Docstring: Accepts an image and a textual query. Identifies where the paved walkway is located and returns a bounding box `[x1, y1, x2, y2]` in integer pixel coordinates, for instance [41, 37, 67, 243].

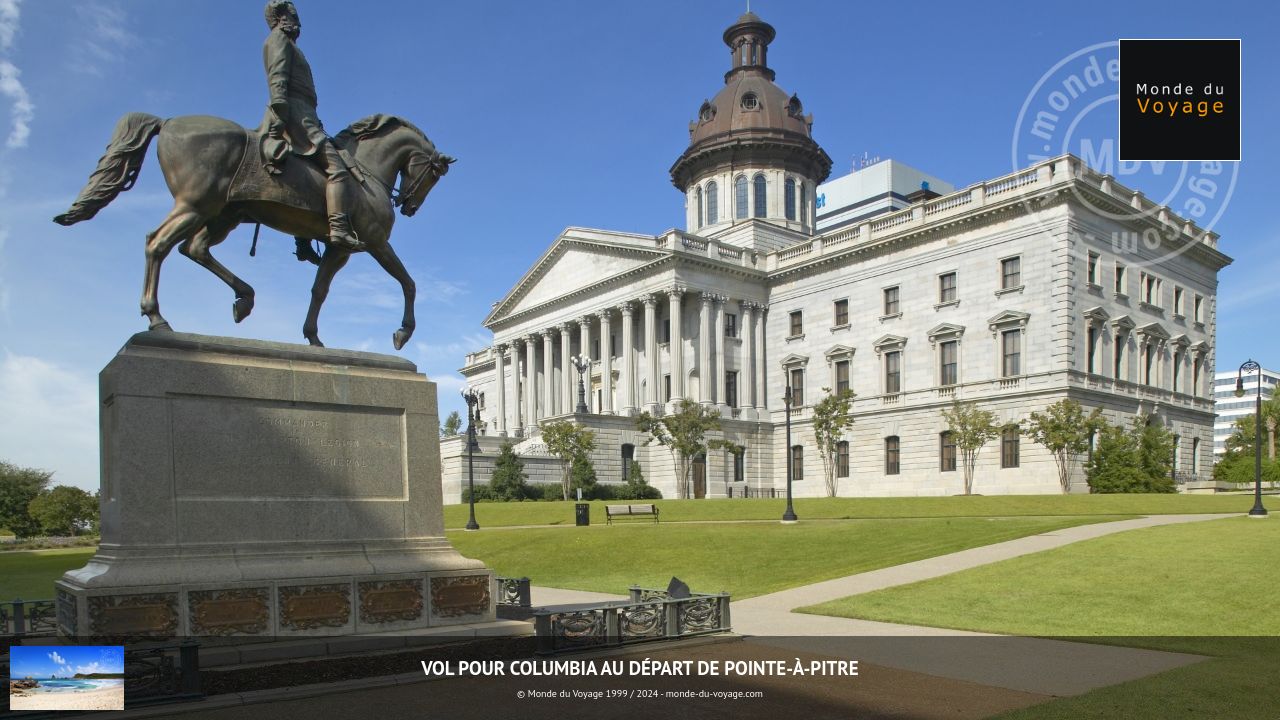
[535, 512, 1235, 697]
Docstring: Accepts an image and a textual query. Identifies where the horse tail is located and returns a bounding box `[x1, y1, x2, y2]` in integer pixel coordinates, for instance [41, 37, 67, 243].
[53, 112, 165, 226]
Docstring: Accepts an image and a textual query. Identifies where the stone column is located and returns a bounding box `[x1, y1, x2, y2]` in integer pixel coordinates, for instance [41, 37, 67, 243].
[698, 292, 713, 405]
[668, 287, 685, 404]
[741, 303, 756, 418]
[560, 323, 572, 414]
[714, 296, 728, 412]
[524, 334, 538, 429]
[621, 301, 637, 416]
[494, 343, 508, 436]
[542, 331, 555, 418]
[754, 306, 767, 411]
[643, 294, 659, 412]
[578, 316, 593, 413]
[599, 310, 614, 414]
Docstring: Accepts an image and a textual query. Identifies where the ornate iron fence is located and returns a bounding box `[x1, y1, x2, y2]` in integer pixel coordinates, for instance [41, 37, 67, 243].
[726, 486, 780, 498]
[123, 641, 203, 706]
[533, 587, 730, 655]
[495, 576, 532, 619]
[1, 598, 58, 638]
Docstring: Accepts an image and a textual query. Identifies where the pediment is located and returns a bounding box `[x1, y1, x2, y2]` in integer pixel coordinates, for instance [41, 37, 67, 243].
[987, 310, 1030, 328]
[873, 334, 907, 351]
[824, 344, 855, 359]
[927, 322, 966, 339]
[779, 353, 810, 367]
[1082, 306, 1110, 323]
[1137, 322, 1171, 341]
[1110, 314, 1135, 331]
[1170, 333, 1190, 348]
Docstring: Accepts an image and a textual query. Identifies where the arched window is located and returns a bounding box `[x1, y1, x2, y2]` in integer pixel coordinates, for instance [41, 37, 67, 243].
[621, 443, 635, 482]
[734, 175, 748, 219]
[706, 181, 718, 224]
[837, 441, 849, 478]
[885, 436, 900, 475]
[784, 177, 796, 220]
[753, 173, 767, 218]
[695, 186, 703, 229]
[800, 184, 808, 223]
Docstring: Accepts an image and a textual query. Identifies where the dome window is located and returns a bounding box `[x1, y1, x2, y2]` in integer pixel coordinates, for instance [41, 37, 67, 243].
[784, 177, 796, 220]
[706, 181, 719, 224]
[699, 100, 716, 123]
[787, 94, 804, 117]
[734, 175, 748, 220]
[753, 173, 767, 218]
[740, 93, 759, 111]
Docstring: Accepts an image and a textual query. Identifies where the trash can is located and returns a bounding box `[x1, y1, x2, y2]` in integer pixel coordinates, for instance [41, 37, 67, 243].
[575, 503, 590, 526]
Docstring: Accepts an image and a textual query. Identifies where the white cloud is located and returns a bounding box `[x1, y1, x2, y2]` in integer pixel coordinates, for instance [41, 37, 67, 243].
[0, 351, 99, 490]
[0, 229, 10, 317]
[0, 58, 30, 148]
[69, 2, 134, 76]
[74, 661, 109, 675]
[0, 0, 19, 52]
[48, 651, 65, 665]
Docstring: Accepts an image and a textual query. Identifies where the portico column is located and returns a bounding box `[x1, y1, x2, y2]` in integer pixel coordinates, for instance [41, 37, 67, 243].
[542, 331, 555, 418]
[494, 343, 508, 436]
[643, 294, 659, 412]
[599, 310, 614, 413]
[698, 292, 713, 405]
[754, 306, 768, 411]
[524, 334, 538, 429]
[578, 317, 593, 412]
[714, 296, 729, 412]
[741, 303, 756, 415]
[668, 287, 685, 403]
[560, 323, 573, 414]
[621, 301, 637, 415]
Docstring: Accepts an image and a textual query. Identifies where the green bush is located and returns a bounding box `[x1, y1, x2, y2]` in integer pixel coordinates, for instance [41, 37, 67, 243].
[489, 442, 529, 501]
[1086, 416, 1176, 493]
[461, 484, 499, 503]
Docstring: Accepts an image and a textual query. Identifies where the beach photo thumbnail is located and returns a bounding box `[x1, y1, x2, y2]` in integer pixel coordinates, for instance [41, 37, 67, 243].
[9, 645, 125, 711]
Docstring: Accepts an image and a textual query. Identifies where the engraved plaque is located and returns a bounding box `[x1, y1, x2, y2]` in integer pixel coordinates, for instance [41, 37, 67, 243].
[359, 580, 423, 624]
[88, 594, 178, 636]
[430, 576, 490, 618]
[169, 396, 406, 500]
[279, 584, 350, 630]
[189, 588, 269, 635]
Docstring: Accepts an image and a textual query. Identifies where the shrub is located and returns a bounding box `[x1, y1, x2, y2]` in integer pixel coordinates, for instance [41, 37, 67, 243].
[489, 442, 528, 501]
[1086, 416, 1176, 493]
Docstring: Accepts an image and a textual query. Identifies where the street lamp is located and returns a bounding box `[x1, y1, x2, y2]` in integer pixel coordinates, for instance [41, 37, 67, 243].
[460, 387, 481, 530]
[781, 384, 798, 523]
[1235, 360, 1268, 518]
[571, 354, 590, 414]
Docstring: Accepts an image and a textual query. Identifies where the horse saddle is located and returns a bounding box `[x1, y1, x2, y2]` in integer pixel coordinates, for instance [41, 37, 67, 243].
[226, 128, 328, 213]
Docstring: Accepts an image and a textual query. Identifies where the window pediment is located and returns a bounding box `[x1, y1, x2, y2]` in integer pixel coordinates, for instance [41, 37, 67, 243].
[1109, 314, 1135, 332]
[1137, 322, 1171, 342]
[1170, 334, 1190, 349]
[988, 310, 1029, 337]
[779, 353, 809, 368]
[824, 345, 855, 360]
[1082, 306, 1110, 326]
[873, 334, 907, 353]
[927, 323, 966, 345]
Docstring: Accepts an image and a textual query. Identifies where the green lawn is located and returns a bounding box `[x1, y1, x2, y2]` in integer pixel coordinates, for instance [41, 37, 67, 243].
[0, 547, 96, 600]
[446, 515, 1117, 599]
[442, 494, 1272, 529]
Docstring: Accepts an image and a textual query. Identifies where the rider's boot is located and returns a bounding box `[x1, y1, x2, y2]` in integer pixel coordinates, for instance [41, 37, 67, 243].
[323, 147, 363, 252]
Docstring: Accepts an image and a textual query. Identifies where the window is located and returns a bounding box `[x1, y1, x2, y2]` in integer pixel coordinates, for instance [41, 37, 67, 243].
[1193, 294, 1203, 323]
[884, 286, 900, 315]
[753, 174, 767, 218]
[592, 338, 600, 361]
[939, 272, 957, 303]
[800, 184, 808, 224]
[725, 313, 737, 338]
[479, 392, 486, 410]
[664, 374, 671, 402]
[784, 177, 796, 220]
[1193, 355, 1203, 394]
[940, 340, 958, 386]
[1114, 335, 1125, 379]
[1115, 262, 1127, 295]
[1002, 330, 1022, 377]
[1001, 257, 1021, 289]
[789, 368, 804, 406]
[733, 449, 744, 483]
[940, 431, 957, 472]
[621, 443, 635, 482]
[790, 445, 804, 481]
[885, 350, 902, 394]
[695, 186, 703, 229]
[834, 298, 849, 326]
[741, 92, 758, 110]
[835, 360, 850, 394]
[725, 371, 738, 408]
[837, 441, 850, 478]
[1143, 343, 1154, 385]
[1142, 273, 1159, 305]
[1192, 438, 1200, 473]
[885, 436, 900, 475]
[1087, 325, 1098, 374]
[789, 310, 803, 337]
[1001, 427, 1020, 468]
[1172, 350, 1183, 391]
[735, 175, 748, 219]
[1173, 287, 1184, 316]
[706, 181, 718, 224]
[1087, 252, 1099, 285]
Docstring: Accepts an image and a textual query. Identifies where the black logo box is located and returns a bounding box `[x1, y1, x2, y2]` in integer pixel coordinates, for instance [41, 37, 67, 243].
[1119, 39, 1240, 162]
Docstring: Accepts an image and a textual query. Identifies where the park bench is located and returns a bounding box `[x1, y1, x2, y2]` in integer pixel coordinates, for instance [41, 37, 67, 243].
[605, 504, 660, 525]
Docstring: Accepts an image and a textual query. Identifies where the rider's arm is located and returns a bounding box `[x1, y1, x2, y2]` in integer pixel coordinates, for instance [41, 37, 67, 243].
[263, 30, 292, 122]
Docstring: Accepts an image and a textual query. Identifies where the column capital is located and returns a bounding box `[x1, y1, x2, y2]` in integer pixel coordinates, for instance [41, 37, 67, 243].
[494, 342, 509, 353]
[528, 330, 543, 340]
[701, 291, 716, 304]
[667, 285, 687, 300]
[641, 294, 659, 307]
[558, 322, 573, 333]
[713, 294, 728, 305]
[578, 316, 593, 326]
[619, 301, 635, 316]
[596, 309, 612, 321]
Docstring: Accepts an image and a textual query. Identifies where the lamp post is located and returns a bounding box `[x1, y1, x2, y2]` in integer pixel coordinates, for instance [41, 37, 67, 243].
[782, 384, 797, 523]
[571, 354, 590, 414]
[461, 387, 481, 530]
[1235, 360, 1268, 518]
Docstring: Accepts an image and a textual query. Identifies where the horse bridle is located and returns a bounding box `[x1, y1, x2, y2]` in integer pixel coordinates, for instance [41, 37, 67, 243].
[393, 152, 446, 213]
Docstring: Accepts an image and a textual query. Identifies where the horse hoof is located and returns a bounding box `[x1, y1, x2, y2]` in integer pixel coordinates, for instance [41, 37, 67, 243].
[150, 321, 173, 332]
[306, 336, 324, 348]
[393, 329, 411, 351]
[232, 297, 254, 324]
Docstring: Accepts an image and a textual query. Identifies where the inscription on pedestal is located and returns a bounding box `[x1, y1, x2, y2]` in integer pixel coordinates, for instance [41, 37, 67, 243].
[279, 584, 351, 630]
[88, 593, 179, 636]
[359, 580, 424, 624]
[56, 588, 77, 636]
[430, 575, 490, 619]
[189, 588, 269, 635]
[169, 395, 406, 500]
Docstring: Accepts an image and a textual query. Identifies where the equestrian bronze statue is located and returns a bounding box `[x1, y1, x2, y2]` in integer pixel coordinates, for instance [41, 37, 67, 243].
[52, 1, 452, 350]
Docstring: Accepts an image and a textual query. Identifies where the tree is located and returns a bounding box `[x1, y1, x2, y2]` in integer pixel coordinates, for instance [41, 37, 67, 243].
[636, 399, 732, 499]
[1086, 415, 1177, 493]
[940, 400, 1000, 495]
[489, 441, 528, 501]
[1024, 399, 1105, 494]
[812, 387, 856, 497]
[570, 456, 598, 497]
[0, 461, 53, 538]
[28, 485, 98, 536]
[440, 410, 464, 437]
[616, 459, 662, 500]
[540, 420, 596, 501]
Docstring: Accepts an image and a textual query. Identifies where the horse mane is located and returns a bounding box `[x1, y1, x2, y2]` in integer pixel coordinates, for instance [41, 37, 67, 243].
[336, 114, 429, 145]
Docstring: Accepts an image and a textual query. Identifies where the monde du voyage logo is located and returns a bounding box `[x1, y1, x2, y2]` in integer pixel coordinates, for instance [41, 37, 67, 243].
[1120, 39, 1241, 162]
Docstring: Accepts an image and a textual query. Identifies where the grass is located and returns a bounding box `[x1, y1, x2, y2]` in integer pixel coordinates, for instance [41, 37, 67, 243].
[0, 547, 96, 600]
[442, 493, 1274, 529]
[446, 515, 1117, 599]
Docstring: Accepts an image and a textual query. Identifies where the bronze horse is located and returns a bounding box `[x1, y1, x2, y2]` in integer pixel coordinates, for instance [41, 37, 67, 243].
[54, 112, 453, 349]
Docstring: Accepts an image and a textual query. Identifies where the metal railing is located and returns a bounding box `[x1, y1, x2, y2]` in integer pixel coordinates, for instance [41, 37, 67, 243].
[533, 587, 730, 655]
[726, 486, 781, 499]
[1, 598, 58, 638]
[123, 642, 203, 706]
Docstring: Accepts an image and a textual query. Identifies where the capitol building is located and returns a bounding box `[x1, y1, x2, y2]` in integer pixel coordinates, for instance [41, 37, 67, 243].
[440, 12, 1229, 502]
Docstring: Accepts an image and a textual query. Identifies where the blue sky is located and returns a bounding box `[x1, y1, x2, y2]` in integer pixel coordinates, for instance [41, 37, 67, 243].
[0, 0, 1276, 490]
[10, 645, 123, 678]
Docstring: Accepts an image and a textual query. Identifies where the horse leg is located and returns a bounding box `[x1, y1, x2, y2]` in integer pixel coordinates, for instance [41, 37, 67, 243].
[365, 243, 416, 350]
[179, 214, 256, 323]
[140, 204, 203, 331]
[302, 247, 351, 347]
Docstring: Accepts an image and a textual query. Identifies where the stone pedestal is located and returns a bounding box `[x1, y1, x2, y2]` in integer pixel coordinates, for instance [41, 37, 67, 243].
[57, 331, 495, 638]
